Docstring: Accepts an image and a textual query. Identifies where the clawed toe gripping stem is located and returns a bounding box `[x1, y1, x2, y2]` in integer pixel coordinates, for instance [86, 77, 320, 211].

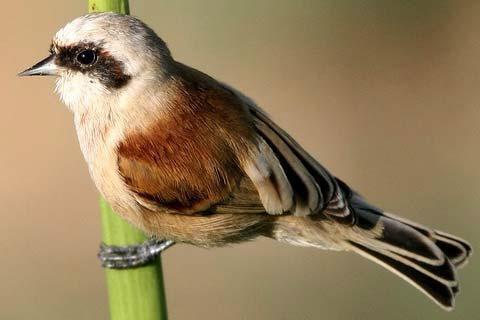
[98, 239, 175, 269]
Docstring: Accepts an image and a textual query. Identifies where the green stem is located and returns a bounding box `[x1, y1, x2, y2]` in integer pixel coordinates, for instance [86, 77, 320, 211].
[100, 200, 168, 320]
[89, 1, 168, 319]
[89, 0, 129, 14]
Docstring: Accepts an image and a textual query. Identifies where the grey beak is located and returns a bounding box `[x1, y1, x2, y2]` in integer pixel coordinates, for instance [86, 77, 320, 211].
[18, 54, 58, 77]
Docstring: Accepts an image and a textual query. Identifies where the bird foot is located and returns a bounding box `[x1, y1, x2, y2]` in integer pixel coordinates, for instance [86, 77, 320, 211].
[98, 238, 175, 269]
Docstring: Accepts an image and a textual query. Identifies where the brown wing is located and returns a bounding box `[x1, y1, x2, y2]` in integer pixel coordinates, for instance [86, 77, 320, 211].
[117, 64, 257, 214]
[219, 85, 355, 224]
[118, 62, 355, 224]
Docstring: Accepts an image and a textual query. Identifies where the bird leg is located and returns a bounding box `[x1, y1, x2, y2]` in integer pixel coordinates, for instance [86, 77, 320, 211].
[98, 238, 175, 269]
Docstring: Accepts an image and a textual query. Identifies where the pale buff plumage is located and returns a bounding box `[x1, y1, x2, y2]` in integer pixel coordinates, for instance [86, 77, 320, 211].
[20, 13, 472, 310]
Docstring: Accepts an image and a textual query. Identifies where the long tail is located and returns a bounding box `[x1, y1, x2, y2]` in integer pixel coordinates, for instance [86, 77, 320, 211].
[272, 191, 472, 310]
[346, 193, 472, 310]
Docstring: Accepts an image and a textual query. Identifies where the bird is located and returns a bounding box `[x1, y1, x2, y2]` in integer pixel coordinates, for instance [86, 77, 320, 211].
[19, 12, 471, 310]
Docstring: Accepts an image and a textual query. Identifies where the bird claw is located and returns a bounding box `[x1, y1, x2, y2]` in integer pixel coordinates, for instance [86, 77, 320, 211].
[98, 238, 175, 269]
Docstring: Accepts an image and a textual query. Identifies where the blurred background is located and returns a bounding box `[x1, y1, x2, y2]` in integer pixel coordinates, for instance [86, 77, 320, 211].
[2, 1, 479, 319]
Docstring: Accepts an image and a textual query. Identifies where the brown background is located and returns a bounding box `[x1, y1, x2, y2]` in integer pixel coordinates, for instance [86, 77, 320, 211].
[2, 1, 479, 319]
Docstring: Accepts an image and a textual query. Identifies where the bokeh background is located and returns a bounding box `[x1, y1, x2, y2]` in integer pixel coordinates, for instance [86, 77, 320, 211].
[2, 1, 479, 319]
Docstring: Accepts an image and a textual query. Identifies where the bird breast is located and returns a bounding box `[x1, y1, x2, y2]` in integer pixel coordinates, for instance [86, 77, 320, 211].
[73, 107, 144, 226]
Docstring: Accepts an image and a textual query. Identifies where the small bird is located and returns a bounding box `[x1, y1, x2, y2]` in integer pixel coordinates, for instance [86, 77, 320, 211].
[19, 13, 471, 310]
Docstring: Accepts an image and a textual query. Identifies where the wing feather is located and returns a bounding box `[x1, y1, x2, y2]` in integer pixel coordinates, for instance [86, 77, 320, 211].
[117, 63, 355, 224]
[231, 89, 355, 223]
[255, 118, 321, 215]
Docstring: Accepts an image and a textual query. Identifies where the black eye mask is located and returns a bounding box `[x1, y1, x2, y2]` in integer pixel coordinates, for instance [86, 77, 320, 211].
[55, 42, 131, 89]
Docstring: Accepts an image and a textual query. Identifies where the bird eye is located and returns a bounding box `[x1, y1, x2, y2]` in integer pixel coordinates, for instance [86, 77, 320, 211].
[76, 49, 97, 65]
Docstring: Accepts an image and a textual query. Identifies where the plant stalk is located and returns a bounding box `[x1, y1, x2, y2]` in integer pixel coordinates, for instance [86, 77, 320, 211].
[89, 1, 169, 319]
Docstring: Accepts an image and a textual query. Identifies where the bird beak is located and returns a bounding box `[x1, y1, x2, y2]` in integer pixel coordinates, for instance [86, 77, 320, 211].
[18, 54, 58, 77]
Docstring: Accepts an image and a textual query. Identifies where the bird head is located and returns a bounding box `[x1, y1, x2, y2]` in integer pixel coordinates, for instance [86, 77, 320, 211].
[19, 13, 172, 113]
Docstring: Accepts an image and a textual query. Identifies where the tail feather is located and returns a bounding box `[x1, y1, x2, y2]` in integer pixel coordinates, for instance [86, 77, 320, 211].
[434, 231, 472, 268]
[346, 195, 471, 310]
[380, 211, 472, 268]
[355, 210, 445, 265]
[348, 241, 456, 310]
[272, 186, 471, 310]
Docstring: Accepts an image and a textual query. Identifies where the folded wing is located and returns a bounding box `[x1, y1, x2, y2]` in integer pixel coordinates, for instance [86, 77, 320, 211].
[117, 63, 355, 224]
